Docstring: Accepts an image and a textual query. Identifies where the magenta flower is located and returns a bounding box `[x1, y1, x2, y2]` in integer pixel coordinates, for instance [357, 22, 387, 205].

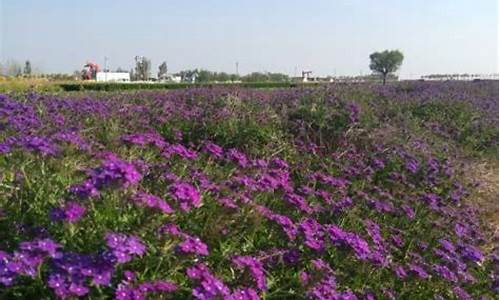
[105, 232, 146, 263]
[161, 223, 209, 256]
[62, 201, 86, 223]
[187, 263, 231, 299]
[203, 141, 224, 159]
[232, 256, 267, 290]
[170, 182, 202, 211]
[132, 191, 174, 214]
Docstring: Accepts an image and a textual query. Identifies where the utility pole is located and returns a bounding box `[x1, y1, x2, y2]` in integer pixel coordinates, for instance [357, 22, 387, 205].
[104, 56, 109, 81]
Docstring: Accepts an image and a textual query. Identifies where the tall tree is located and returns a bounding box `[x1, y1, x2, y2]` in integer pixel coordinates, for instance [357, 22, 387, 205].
[196, 70, 213, 83]
[24, 60, 32, 75]
[158, 61, 168, 79]
[369, 50, 404, 85]
[129, 68, 136, 81]
[134, 56, 151, 81]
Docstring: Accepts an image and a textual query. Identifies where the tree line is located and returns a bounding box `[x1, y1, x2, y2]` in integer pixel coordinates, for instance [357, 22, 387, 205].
[129, 57, 290, 83]
[2, 49, 406, 84]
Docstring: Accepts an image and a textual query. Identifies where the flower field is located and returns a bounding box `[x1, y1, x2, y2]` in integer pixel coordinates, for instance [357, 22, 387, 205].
[0, 81, 498, 299]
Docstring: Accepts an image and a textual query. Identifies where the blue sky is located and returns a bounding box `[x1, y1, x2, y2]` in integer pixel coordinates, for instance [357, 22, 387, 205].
[0, 0, 497, 77]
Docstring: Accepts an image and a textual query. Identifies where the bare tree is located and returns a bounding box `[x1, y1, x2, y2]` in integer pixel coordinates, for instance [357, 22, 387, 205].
[134, 56, 151, 81]
[158, 61, 167, 79]
[130, 68, 136, 81]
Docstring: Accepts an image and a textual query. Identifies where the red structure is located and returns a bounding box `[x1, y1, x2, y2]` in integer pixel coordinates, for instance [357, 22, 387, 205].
[81, 62, 100, 80]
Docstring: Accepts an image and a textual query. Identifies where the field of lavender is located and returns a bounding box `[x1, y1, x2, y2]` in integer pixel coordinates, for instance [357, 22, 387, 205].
[0, 81, 498, 299]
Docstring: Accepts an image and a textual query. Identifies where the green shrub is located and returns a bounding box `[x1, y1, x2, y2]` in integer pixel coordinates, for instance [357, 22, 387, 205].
[410, 101, 498, 154]
[58, 82, 326, 92]
[287, 99, 355, 151]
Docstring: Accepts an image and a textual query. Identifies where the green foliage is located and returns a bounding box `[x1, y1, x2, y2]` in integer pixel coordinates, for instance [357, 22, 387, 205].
[369, 50, 404, 84]
[159, 101, 288, 156]
[241, 72, 290, 83]
[58, 81, 322, 91]
[287, 99, 354, 151]
[409, 101, 499, 155]
[174, 69, 290, 83]
[0, 82, 497, 299]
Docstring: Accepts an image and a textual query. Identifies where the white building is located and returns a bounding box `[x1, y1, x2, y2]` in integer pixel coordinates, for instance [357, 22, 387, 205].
[96, 72, 130, 82]
[158, 74, 182, 83]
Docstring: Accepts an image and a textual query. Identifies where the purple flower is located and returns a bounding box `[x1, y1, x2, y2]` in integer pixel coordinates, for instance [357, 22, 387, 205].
[422, 193, 441, 210]
[459, 243, 484, 263]
[87, 155, 142, 190]
[307, 275, 338, 300]
[344, 233, 371, 260]
[170, 182, 202, 211]
[401, 204, 415, 219]
[453, 286, 472, 300]
[148, 280, 177, 292]
[163, 144, 198, 160]
[228, 288, 260, 300]
[161, 224, 209, 256]
[203, 141, 224, 159]
[216, 197, 239, 209]
[271, 214, 298, 241]
[21, 135, 58, 156]
[69, 180, 99, 199]
[284, 193, 313, 214]
[69, 283, 90, 296]
[438, 239, 456, 253]
[326, 224, 371, 260]
[283, 249, 300, 265]
[121, 132, 167, 148]
[454, 223, 468, 237]
[48, 250, 116, 298]
[408, 264, 430, 279]
[105, 232, 146, 263]
[270, 158, 289, 169]
[405, 159, 419, 174]
[62, 201, 86, 223]
[364, 220, 383, 246]
[299, 218, 325, 251]
[131, 279, 178, 297]
[0, 239, 62, 286]
[132, 191, 174, 214]
[232, 256, 267, 290]
[299, 271, 310, 285]
[227, 148, 248, 167]
[187, 263, 231, 299]
[52, 131, 90, 151]
[178, 236, 209, 256]
[433, 264, 458, 282]
[372, 158, 385, 169]
[394, 265, 408, 279]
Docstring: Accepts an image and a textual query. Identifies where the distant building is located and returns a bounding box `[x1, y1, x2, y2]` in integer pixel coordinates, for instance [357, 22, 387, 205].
[182, 72, 198, 84]
[96, 72, 130, 82]
[158, 73, 182, 83]
[302, 70, 313, 82]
